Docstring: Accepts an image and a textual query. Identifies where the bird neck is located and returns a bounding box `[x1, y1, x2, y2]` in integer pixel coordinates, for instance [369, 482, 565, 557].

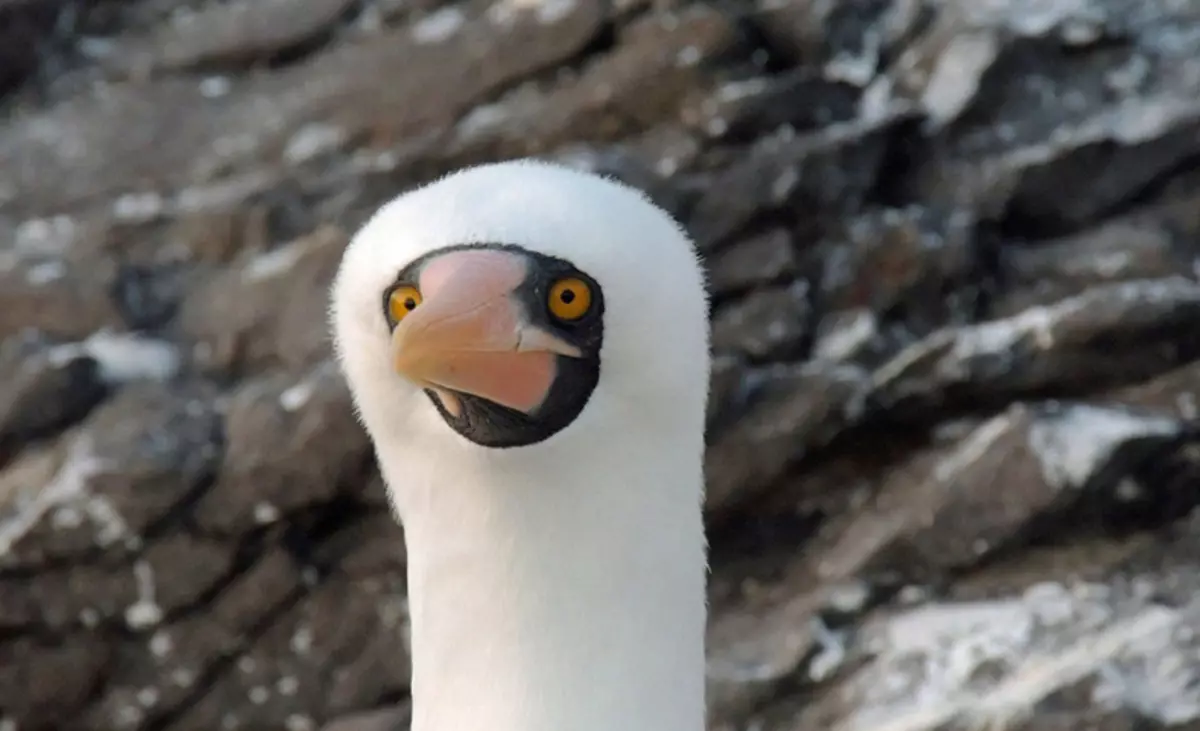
[380, 429, 707, 731]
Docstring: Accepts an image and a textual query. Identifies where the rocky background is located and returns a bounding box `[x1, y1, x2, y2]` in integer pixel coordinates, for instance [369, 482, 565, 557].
[2, 0, 1200, 729]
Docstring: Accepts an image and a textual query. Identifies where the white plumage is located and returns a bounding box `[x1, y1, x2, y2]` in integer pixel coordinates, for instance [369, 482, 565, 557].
[330, 160, 710, 731]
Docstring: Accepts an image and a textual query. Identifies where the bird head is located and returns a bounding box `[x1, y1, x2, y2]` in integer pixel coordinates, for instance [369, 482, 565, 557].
[330, 160, 710, 452]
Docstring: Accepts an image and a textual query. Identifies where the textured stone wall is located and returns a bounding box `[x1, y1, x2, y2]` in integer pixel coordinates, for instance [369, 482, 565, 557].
[2, 0, 1200, 729]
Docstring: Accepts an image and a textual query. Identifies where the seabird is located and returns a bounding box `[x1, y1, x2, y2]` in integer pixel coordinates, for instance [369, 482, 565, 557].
[330, 160, 710, 731]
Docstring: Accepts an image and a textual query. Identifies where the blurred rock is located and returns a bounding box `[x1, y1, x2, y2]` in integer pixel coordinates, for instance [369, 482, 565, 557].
[191, 362, 371, 534]
[705, 227, 798, 297]
[104, 0, 358, 77]
[3, 0, 1200, 729]
[0, 0, 67, 96]
[178, 225, 347, 376]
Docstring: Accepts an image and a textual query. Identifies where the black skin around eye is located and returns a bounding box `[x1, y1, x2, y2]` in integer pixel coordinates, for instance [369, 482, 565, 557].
[382, 242, 604, 448]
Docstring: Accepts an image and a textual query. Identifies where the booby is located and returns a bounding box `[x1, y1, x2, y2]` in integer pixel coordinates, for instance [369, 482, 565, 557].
[330, 160, 710, 731]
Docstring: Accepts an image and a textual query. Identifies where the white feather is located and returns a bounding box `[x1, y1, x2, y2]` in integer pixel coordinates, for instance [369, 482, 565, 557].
[330, 159, 710, 731]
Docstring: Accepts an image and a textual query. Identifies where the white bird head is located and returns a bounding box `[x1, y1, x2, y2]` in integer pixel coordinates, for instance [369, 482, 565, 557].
[330, 159, 710, 456]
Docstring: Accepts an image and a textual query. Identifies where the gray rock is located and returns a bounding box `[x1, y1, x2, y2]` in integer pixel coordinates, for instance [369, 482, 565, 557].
[104, 0, 358, 77]
[706, 227, 798, 297]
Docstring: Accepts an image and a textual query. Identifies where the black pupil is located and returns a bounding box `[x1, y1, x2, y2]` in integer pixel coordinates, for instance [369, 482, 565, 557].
[404, 297, 416, 310]
[559, 289, 576, 304]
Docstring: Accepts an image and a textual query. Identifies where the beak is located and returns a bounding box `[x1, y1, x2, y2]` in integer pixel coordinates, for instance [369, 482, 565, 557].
[391, 249, 582, 415]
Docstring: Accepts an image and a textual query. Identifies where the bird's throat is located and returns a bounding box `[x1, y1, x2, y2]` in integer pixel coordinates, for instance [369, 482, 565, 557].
[382, 435, 707, 731]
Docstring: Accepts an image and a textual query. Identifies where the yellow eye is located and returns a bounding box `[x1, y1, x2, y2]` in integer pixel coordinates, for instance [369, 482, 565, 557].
[547, 277, 592, 321]
[387, 285, 423, 323]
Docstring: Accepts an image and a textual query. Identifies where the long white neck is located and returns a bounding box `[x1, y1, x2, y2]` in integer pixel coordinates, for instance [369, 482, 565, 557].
[374, 420, 707, 731]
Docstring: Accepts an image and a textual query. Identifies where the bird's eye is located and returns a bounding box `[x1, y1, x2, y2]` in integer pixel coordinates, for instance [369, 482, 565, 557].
[547, 277, 592, 321]
[387, 285, 423, 324]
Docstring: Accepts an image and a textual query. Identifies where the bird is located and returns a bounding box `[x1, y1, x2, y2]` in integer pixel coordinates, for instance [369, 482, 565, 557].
[329, 159, 710, 731]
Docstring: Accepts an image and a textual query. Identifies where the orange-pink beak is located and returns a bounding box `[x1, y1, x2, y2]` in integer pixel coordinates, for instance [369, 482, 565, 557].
[391, 249, 581, 415]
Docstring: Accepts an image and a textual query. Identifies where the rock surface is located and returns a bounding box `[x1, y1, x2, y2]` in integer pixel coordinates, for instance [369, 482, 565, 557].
[3, 0, 1200, 729]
